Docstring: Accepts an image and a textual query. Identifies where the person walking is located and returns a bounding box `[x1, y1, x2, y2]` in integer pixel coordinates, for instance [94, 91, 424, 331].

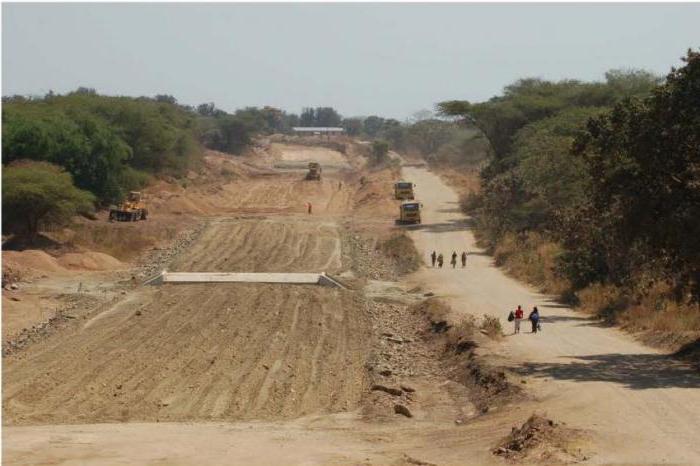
[529, 306, 540, 333]
[431, 251, 437, 268]
[437, 253, 444, 268]
[461, 251, 467, 268]
[514, 305, 524, 334]
[307, 202, 313, 214]
[451, 251, 457, 268]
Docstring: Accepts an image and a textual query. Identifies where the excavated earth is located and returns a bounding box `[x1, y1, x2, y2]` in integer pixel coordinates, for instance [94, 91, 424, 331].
[3, 143, 380, 426]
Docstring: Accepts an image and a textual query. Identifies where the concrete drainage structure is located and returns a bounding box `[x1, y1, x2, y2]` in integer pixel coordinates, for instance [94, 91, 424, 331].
[144, 271, 345, 289]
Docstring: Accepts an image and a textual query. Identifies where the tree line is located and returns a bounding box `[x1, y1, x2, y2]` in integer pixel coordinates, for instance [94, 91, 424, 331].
[438, 50, 699, 309]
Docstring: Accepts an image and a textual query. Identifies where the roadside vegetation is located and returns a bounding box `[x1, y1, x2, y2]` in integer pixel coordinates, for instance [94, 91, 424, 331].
[438, 49, 700, 348]
[0, 92, 347, 243]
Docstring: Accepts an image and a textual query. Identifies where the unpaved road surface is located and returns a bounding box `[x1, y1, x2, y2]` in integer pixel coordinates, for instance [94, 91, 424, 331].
[404, 166, 700, 465]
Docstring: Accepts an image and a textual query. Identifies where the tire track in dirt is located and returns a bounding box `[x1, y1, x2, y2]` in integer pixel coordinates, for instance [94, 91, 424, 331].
[3, 217, 371, 425]
[169, 218, 342, 273]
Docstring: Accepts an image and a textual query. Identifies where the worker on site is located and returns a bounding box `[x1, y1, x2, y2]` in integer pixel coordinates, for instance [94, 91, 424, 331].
[461, 251, 467, 268]
[431, 251, 437, 267]
[437, 253, 444, 268]
[451, 251, 457, 269]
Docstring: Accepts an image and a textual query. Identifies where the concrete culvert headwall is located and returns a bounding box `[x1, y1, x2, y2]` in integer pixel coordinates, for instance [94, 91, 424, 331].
[144, 271, 345, 288]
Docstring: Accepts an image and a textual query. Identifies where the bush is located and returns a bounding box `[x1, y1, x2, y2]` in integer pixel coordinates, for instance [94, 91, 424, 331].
[2, 161, 95, 242]
[370, 140, 390, 165]
[480, 314, 503, 339]
[379, 233, 421, 274]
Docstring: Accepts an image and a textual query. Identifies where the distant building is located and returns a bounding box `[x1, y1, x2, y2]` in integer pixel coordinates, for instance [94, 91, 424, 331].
[292, 127, 345, 136]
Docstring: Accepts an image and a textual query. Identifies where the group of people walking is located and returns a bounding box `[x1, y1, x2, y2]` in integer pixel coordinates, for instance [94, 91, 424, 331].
[509, 305, 541, 334]
[430, 250, 467, 269]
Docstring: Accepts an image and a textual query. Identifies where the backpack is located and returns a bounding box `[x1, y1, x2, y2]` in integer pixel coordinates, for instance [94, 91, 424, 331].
[507, 311, 515, 322]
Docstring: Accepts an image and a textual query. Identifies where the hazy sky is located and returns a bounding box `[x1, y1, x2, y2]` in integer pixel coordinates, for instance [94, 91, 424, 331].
[3, 3, 699, 119]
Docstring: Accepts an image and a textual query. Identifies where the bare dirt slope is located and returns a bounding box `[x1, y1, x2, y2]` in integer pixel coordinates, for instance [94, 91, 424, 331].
[169, 218, 342, 273]
[403, 166, 700, 465]
[3, 217, 370, 425]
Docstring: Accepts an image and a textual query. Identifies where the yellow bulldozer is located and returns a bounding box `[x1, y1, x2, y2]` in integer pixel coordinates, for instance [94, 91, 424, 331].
[109, 191, 148, 222]
[305, 162, 322, 180]
[397, 201, 422, 224]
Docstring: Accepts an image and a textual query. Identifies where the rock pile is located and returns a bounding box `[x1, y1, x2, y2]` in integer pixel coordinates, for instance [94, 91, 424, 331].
[135, 222, 208, 279]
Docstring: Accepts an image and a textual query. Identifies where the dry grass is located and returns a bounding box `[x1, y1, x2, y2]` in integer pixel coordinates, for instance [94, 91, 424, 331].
[492, 232, 571, 296]
[379, 233, 421, 275]
[577, 281, 700, 351]
[479, 314, 504, 340]
[432, 167, 481, 196]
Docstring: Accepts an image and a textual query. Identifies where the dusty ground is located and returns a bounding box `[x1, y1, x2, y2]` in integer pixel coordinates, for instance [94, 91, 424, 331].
[3, 141, 700, 465]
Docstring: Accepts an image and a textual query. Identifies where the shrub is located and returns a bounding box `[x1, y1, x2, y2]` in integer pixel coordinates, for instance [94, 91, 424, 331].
[2, 161, 95, 242]
[480, 314, 503, 339]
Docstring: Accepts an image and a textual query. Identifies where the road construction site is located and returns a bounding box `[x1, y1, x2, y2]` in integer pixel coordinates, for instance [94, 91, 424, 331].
[3, 140, 700, 465]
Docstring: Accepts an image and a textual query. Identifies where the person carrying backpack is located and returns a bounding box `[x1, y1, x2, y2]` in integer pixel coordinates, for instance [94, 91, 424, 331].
[529, 307, 540, 333]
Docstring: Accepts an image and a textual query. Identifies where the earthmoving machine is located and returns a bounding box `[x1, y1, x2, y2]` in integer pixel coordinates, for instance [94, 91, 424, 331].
[305, 162, 322, 180]
[394, 181, 416, 200]
[397, 201, 422, 224]
[109, 191, 148, 222]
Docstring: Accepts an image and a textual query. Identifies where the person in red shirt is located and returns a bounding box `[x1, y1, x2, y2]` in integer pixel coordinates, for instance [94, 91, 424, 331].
[514, 305, 524, 334]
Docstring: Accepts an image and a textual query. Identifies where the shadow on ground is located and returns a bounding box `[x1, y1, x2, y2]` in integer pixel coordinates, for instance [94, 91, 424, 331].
[512, 353, 700, 389]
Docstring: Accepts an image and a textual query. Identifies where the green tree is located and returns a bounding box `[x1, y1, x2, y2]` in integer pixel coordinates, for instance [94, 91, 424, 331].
[370, 140, 390, 165]
[571, 50, 700, 293]
[363, 115, 385, 137]
[2, 161, 95, 242]
[342, 118, 363, 136]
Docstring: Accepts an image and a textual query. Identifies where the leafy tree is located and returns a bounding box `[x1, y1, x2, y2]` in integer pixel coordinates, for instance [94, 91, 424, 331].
[155, 94, 178, 104]
[342, 118, 363, 136]
[315, 107, 342, 127]
[300, 107, 316, 126]
[571, 50, 700, 293]
[363, 115, 385, 137]
[218, 116, 252, 154]
[2, 161, 95, 242]
[2, 106, 132, 203]
[298, 107, 342, 127]
[405, 119, 458, 156]
[197, 102, 217, 116]
[370, 140, 390, 165]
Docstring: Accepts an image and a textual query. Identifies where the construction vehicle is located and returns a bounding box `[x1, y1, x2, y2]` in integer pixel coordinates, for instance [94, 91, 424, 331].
[394, 181, 415, 200]
[109, 191, 148, 222]
[397, 201, 422, 224]
[305, 162, 322, 180]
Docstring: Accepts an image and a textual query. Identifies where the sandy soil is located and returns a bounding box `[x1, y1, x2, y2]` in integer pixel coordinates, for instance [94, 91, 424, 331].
[3, 216, 370, 425]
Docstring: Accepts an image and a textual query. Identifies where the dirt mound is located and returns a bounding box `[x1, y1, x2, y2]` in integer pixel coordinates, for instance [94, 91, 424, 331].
[2, 250, 66, 276]
[57, 252, 125, 271]
[493, 414, 590, 463]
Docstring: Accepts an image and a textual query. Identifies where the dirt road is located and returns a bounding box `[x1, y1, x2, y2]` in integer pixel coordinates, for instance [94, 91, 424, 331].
[404, 166, 700, 465]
